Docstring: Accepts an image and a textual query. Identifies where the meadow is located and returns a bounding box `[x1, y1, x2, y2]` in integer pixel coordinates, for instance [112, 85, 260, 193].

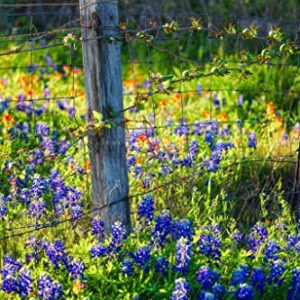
[0, 16, 299, 300]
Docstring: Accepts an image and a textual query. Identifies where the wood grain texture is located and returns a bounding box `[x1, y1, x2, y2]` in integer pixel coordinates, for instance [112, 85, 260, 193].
[79, 0, 130, 232]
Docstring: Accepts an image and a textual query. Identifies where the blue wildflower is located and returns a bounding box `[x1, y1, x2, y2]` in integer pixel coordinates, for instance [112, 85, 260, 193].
[288, 268, 300, 299]
[269, 259, 285, 285]
[121, 259, 134, 275]
[251, 267, 265, 294]
[138, 195, 155, 222]
[109, 222, 126, 253]
[174, 238, 192, 274]
[197, 266, 219, 290]
[155, 256, 169, 276]
[132, 245, 151, 269]
[170, 278, 189, 300]
[38, 274, 63, 300]
[264, 240, 280, 260]
[235, 283, 254, 300]
[90, 244, 108, 258]
[231, 265, 250, 285]
[91, 216, 105, 236]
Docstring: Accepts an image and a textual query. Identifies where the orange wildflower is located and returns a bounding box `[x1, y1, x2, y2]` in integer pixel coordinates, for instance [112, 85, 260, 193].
[137, 135, 149, 143]
[217, 113, 229, 121]
[124, 78, 136, 87]
[63, 65, 71, 73]
[173, 93, 181, 102]
[236, 140, 243, 147]
[202, 110, 210, 118]
[72, 280, 85, 295]
[55, 72, 62, 79]
[158, 98, 168, 106]
[2, 113, 14, 125]
[83, 161, 91, 171]
[267, 102, 276, 115]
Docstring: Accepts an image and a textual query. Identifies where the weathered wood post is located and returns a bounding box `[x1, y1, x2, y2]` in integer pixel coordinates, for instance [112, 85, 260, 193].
[79, 0, 130, 231]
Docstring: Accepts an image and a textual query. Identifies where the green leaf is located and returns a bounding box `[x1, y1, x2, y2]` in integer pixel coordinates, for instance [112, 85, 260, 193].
[92, 111, 103, 121]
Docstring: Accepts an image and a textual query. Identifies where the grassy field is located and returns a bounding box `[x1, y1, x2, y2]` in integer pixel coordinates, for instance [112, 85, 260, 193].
[0, 19, 299, 299]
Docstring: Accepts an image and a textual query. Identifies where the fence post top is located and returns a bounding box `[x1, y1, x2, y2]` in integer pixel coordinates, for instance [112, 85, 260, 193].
[80, 0, 118, 8]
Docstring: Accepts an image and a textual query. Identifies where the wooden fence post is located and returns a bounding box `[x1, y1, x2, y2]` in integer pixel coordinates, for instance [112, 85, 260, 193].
[79, 0, 130, 231]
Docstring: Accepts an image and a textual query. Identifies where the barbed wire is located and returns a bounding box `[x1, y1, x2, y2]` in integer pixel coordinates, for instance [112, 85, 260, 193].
[0, 7, 298, 243]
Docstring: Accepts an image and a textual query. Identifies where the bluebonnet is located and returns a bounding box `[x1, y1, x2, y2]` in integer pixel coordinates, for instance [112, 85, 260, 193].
[264, 239, 280, 260]
[134, 166, 143, 179]
[18, 269, 33, 297]
[237, 120, 243, 128]
[203, 159, 220, 172]
[44, 85, 51, 99]
[127, 155, 136, 168]
[288, 268, 300, 299]
[28, 199, 46, 219]
[25, 236, 41, 263]
[247, 223, 268, 252]
[251, 267, 265, 294]
[38, 274, 63, 300]
[205, 130, 214, 145]
[45, 53, 53, 66]
[138, 194, 155, 223]
[155, 256, 169, 276]
[28, 63, 36, 73]
[144, 79, 151, 90]
[193, 122, 205, 135]
[36, 123, 50, 137]
[269, 259, 285, 285]
[151, 210, 173, 247]
[30, 150, 45, 166]
[189, 140, 199, 159]
[132, 245, 151, 269]
[235, 283, 254, 300]
[212, 282, 226, 298]
[286, 234, 298, 249]
[0, 195, 7, 217]
[213, 94, 220, 110]
[221, 126, 230, 136]
[91, 216, 105, 236]
[198, 229, 221, 258]
[160, 165, 173, 176]
[197, 266, 219, 290]
[198, 291, 216, 300]
[109, 222, 126, 253]
[238, 95, 244, 106]
[174, 123, 190, 136]
[181, 157, 192, 168]
[90, 244, 108, 258]
[231, 265, 250, 285]
[129, 107, 139, 113]
[142, 176, 150, 189]
[1, 255, 21, 294]
[248, 132, 257, 148]
[1, 255, 33, 297]
[66, 258, 85, 280]
[46, 239, 67, 268]
[172, 219, 194, 241]
[197, 83, 202, 95]
[17, 188, 31, 204]
[232, 230, 244, 246]
[121, 259, 134, 275]
[170, 278, 189, 300]
[174, 238, 192, 274]
[68, 106, 76, 119]
[210, 121, 219, 133]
